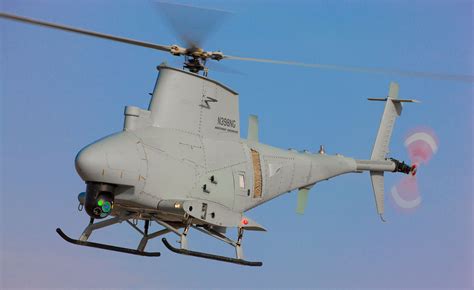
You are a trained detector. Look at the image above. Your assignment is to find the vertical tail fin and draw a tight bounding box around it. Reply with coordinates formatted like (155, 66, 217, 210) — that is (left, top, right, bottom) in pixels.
(247, 115, 259, 142)
(296, 188, 310, 215)
(368, 82, 418, 220)
(370, 171, 386, 221)
(370, 82, 402, 161)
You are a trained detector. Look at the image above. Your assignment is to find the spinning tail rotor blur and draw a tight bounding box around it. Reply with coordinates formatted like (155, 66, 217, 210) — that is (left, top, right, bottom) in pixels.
(390, 127, 439, 211)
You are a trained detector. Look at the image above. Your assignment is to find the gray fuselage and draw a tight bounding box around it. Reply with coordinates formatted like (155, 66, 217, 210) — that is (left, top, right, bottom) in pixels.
(74, 64, 399, 227)
(75, 127, 357, 214)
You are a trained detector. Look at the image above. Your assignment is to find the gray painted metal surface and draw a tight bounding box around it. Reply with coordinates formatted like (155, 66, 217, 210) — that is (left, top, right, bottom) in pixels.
(75, 65, 414, 229)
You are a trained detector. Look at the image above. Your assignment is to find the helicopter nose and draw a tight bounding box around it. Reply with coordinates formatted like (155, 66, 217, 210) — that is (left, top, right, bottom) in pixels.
(75, 142, 108, 181)
(75, 132, 144, 185)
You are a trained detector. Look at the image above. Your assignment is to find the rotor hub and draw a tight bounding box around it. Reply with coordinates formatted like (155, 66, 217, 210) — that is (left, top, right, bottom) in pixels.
(169, 44, 223, 75)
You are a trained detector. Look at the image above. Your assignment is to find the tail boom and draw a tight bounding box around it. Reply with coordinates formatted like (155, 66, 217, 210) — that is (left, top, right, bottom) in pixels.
(355, 158, 416, 174)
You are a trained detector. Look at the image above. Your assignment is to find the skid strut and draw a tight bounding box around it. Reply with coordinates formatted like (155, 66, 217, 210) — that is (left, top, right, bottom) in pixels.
(157, 219, 263, 267)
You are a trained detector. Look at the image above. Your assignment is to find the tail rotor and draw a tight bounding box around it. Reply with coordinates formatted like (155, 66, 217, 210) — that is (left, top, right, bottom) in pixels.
(390, 127, 439, 211)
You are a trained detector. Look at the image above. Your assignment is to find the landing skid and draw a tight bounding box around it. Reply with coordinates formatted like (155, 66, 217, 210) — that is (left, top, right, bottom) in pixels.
(57, 215, 170, 258)
(58, 214, 263, 266)
(162, 238, 262, 266)
(56, 228, 161, 257)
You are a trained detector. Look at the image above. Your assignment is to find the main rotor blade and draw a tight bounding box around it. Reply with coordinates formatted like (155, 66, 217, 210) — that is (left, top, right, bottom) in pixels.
(224, 55, 474, 83)
(0, 12, 171, 52)
(156, 1, 232, 49)
(206, 61, 245, 76)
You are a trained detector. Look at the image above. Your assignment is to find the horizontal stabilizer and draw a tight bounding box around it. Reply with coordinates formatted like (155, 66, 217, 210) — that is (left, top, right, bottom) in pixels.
(368, 98, 420, 103)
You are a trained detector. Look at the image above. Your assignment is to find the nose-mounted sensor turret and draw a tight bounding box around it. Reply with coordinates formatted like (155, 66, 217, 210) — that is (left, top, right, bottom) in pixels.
(83, 182, 116, 219)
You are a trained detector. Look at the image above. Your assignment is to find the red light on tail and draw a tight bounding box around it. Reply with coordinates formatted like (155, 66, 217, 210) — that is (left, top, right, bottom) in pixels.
(411, 164, 417, 176)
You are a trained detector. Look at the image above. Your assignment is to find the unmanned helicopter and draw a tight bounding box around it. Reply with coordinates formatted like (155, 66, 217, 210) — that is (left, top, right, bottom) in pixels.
(0, 4, 470, 267)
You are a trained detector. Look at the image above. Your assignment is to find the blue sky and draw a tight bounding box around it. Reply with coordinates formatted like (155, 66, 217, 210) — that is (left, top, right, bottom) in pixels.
(1, 0, 472, 289)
